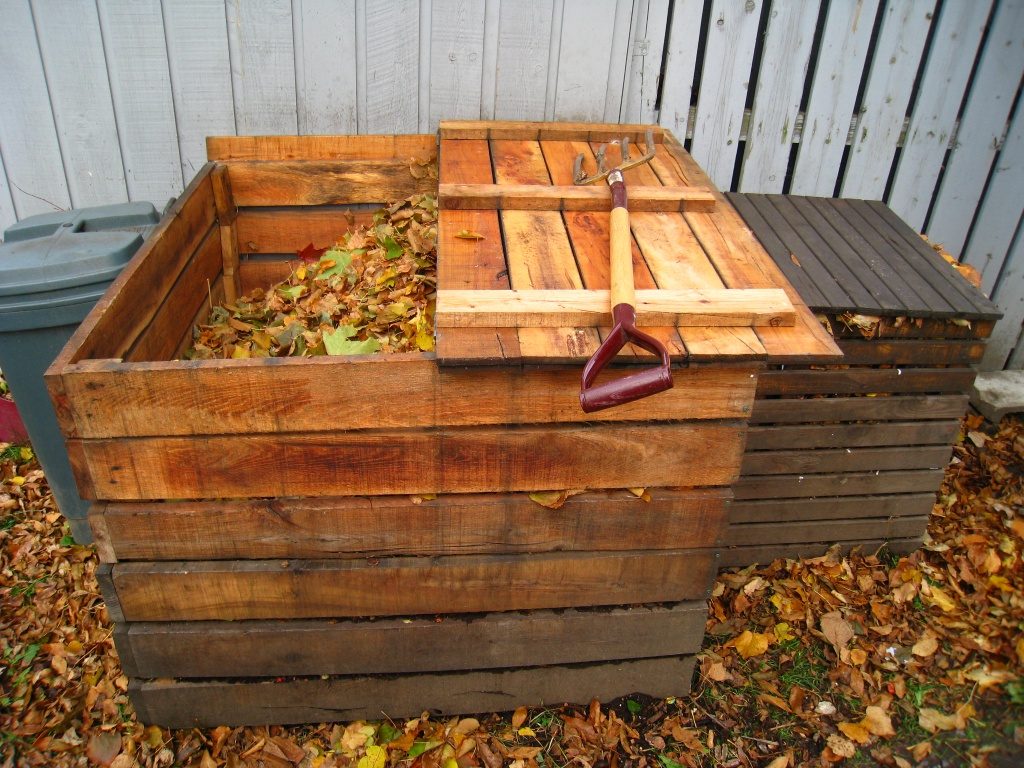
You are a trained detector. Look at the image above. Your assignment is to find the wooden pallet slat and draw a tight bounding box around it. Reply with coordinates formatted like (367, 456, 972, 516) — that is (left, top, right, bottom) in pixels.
(749, 394, 968, 424)
(740, 445, 952, 476)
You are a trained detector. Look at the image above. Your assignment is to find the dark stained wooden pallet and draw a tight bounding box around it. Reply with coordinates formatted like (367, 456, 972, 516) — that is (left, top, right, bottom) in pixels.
(749, 394, 969, 424)
(740, 445, 952, 475)
(732, 469, 946, 500)
(728, 193, 1001, 320)
(115, 602, 706, 679)
(725, 515, 929, 548)
(729, 494, 936, 524)
(129, 655, 697, 728)
(744, 420, 960, 451)
(718, 537, 922, 568)
(755, 368, 976, 397)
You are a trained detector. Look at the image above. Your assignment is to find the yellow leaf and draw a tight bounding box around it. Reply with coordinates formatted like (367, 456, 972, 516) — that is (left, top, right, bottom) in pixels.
(455, 230, 485, 240)
(989, 574, 1013, 592)
(774, 622, 795, 642)
(862, 706, 895, 738)
(1016, 637, 1024, 665)
(918, 708, 957, 734)
(511, 706, 528, 730)
(910, 741, 932, 762)
(517, 727, 536, 737)
(528, 490, 585, 509)
(730, 630, 770, 659)
(912, 632, 938, 657)
(838, 721, 871, 744)
(296, 265, 307, 280)
(9, 476, 24, 486)
(357, 745, 387, 768)
(924, 584, 956, 612)
(850, 648, 868, 665)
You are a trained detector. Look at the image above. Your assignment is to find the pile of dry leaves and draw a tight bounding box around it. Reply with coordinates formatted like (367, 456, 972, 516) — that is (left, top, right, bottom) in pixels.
(184, 194, 437, 360)
(1, 415, 1021, 767)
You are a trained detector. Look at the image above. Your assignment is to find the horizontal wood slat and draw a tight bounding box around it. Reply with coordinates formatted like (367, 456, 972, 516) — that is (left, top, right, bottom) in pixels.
(439, 120, 666, 142)
(438, 183, 716, 212)
(744, 420, 960, 451)
(725, 516, 929, 547)
(749, 394, 969, 424)
(74, 421, 745, 500)
(227, 160, 433, 206)
(235, 208, 377, 254)
(93, 488, 728, 561)
(110, 550, 717, 621)
(836, 339, 985, 366)
(740, 445, 952, 476)
(129, 656, 697, 728)
(718, 538, 923, 568)
(206, 134, 437, 161)
(729, 493, 937, 523)
(733, 469, 945, 500)
(435, 288, 793, 328)
(756, 368, 976, 396)
(58, 359, 757, 438)
(117, 603, 707, 678)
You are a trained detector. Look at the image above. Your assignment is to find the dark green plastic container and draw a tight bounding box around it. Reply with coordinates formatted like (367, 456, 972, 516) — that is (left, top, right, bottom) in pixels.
(0, 203, 160, 543)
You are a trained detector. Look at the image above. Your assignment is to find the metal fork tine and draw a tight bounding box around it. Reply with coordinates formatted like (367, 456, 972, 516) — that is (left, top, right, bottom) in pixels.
(595, 144, 607, 176)
(621, 136, 631, 163)
(572, 153, 585, 185)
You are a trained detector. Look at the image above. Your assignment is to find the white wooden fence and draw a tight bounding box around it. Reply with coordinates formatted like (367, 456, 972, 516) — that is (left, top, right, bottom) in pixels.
(1, 0, 1022, 369)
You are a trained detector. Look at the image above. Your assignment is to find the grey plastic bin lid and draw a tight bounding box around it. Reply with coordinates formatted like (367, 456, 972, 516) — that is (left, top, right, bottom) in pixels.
(0, 202, 159, 331)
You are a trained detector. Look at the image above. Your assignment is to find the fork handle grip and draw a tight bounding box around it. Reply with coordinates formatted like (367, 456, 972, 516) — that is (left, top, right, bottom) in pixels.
(608, 176, 635, 310)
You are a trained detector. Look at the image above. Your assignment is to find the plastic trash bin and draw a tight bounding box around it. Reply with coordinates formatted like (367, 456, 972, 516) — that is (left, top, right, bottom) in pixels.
(0, 202, 160, 543)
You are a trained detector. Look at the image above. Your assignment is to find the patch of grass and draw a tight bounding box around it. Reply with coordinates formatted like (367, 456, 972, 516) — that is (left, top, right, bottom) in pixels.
(9, 575, 47, 601)
(906, 679, 936, 708)
(778, 643, 829, 695)
(0, 444, 31, 463)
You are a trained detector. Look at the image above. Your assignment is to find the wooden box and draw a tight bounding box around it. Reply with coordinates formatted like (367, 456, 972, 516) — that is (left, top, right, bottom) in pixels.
(47, 123, 836, 726)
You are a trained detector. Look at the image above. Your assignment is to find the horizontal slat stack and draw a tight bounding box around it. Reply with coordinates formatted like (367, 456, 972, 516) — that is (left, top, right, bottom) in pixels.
(724, 193, 1002, 565)
(48, 125, 838, 727)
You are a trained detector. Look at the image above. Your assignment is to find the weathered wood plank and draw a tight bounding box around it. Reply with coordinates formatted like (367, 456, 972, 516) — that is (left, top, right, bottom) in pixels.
(294, 0, 358, 134)
(429, 0, 486, 125)
(733, 469, 945, 499)
(755, 368, 976, 396)
(111, 550, 718, 621)
(741, 445, 952, 475)
(438, 183, 716, 211)
(836, 339, 985, 366)
(439, 120, 665, 142)
(58, 360, 756, 438)
(118, 602, 708, 678)
(729, 493, 936, 524)
(726, 515, 929, 547)
(94, 488, 728, 561)
(74, 421, 746, 500)
(719, 538, 922, 568)
(745, 420, 960, 451)
(226, 160, 431, 206)
(235, 208, 377, 254)
(95, 563, 124, 625)
(749, 394, 969, 424)
(207, 134, 436, 161)
(130, 656, 697, 728)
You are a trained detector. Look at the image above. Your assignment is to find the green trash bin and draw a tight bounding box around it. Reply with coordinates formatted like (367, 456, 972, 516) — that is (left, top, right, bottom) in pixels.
(0, 202, 160, 543)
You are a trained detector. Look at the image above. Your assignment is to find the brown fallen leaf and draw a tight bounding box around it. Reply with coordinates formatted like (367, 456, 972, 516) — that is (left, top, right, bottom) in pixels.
(86, 732, 122, 766)
(820, 611, 854, 655)
(862, 706, 895, 738)
(455, 229, 485, 240)
(910, 741, 932, 761)
(838, 720, 871, 744)
(918, 702, 975, 733)
(911, 632, 938, 657)
(511, 706, 528, 730)
(826, 734, 856, 758)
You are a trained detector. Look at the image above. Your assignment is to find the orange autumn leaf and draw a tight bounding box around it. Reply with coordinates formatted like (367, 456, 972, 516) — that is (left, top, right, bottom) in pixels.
(729, 630, 770, 659)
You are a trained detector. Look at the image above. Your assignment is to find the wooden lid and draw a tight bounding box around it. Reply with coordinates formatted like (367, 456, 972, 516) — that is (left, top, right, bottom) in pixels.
(435, 121, 841, 366)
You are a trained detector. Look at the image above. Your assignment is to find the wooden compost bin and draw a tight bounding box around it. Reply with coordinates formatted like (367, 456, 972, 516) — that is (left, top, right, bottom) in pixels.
(722, 193, 1002, 566)
(46, 122, 837, 727)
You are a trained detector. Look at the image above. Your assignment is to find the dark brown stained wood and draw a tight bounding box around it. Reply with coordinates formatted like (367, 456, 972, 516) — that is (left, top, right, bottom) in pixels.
(439, 120, 666, 143)
(125, 226, 221, 362)
(436, 138, 519, 362)
(749, 394, 969, 424)
(226, 160, 432, 207)
(832, 317, 995, 340)
(725, 515, 929, 547)
(744, 420, 960, 451)
(73, 421, 746, 500)
(51, 164, 217, 364)
(238, 260, 293, 294)
(110, 550, 718, 621)
(741, 445, 952, 475)
(206, 134, 437, 161)
(58, 361, 756, 438)
(755, 368, 976, 396)
(438, 182, 716, 212)
(718, 538, 922, 567)
(130, 655, 696, 728)
(725, 193, 830, 309)
(743, 194, 864, 310)
(95, 563, 124, 624)
(733, 469, 946, 499)
(117, 602, 708, 678)
(860, 200, 1001, 319)
(836, 339, 986, 366)
(729, 493, 937, 524)
(95, 488, 728, 561)
(235, 208, 377, 254)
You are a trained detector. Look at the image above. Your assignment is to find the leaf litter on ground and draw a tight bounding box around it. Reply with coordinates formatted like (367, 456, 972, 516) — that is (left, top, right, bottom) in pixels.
(2, 402, 1022, 767)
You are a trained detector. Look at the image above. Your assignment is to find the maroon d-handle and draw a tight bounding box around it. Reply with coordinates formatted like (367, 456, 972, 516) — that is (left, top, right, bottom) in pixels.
(579, 170, 673, 413)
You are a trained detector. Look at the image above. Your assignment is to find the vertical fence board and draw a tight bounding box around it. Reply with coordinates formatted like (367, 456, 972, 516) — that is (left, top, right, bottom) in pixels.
(983, 222, 1024, 370)
(0, 151, 16, 234)
(602, 0, 637, 122)
(31, 0, 127, 208)
(657, 0, 706, 138)
(493, 0, 555, 120)
(790, 0, 879, 196)
(840, 0, 935, 200)
(430, 0, 486, 125)
(962, 101, 1024, 296)
(360, 0, 420, 133)
(226, 0, 298, 135)
(926, 0, 1024, 256)
(887, 0, 991, 230)
(479, 0, 501, 120)
(0, 0, 71, 218)
(553, 0, 618, 121)
(739, 0, 820, 193)
(97, 0, 183, 202)
(619, 0, 670, 124)
(294, 0, 358, 134)
(689, 0, 762, 188)
(162, 0, 235, 178)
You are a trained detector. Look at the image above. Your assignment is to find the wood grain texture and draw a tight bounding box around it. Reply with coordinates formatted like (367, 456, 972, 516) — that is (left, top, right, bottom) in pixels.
(733, 469, 946, 500)
(95, 488, 728, 561)
(72, 421, 746, 500)
(117, 602, 708, 678)
(744, 420, 960, 451)
(294, 0, 358, 134)
(755, 368, 976, 396)
(835, 339, 985, 366)
(235, 209, 377, 254)
(439, 121, 665, 142)
(729, 493, 936, 524)
(130, 656, 698, 728)
(438, 182, 716, 211)
(226, 160, 431, 206)
(719, 538, 922, 568)
(726, 515, 929, 547)
(741, 445, 952, 475)
(206, 134, 436, 161)
(110, 550, 718, 621)
(57, 359, 756, 438)
(749, 394, 969, 424)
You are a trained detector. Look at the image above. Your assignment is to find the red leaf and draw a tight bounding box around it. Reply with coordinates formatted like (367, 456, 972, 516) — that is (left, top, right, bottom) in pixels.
(297, 242, 329, 262)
